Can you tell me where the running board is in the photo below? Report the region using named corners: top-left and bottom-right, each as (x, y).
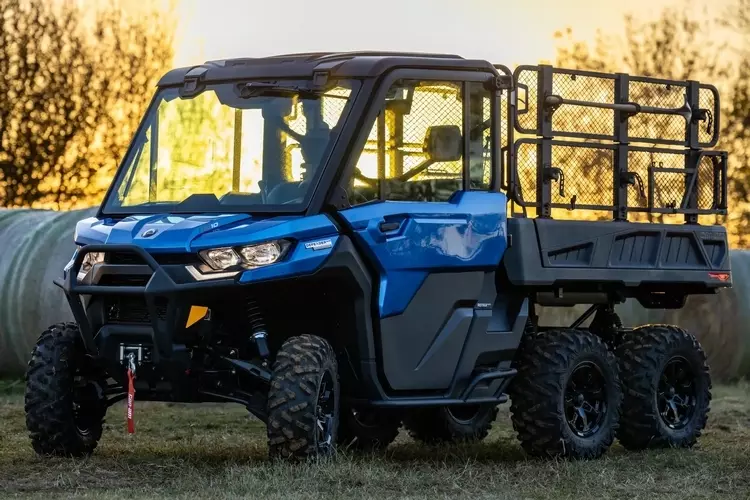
top-left (360, 368), bottom-right (517, 408)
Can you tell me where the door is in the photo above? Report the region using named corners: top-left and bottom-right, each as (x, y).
top-left (338, 75), bottom-right (508, 391)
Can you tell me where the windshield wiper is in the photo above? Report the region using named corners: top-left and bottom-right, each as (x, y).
top-left (238, 82), bottom-right (347, 100)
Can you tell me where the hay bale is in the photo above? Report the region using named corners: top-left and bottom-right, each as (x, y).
top-left (0, 208), bottom-right (97, 376)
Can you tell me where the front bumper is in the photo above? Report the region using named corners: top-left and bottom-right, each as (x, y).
top-left (56, 244), bottom-right (240, 363)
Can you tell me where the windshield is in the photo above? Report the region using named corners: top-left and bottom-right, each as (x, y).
top-left (103, 79), bottom-right (359, 214)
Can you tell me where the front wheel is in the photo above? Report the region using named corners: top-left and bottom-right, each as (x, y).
top-left (266, 334), bottom-right (340, 460)
top-left (615, 325), bottom-right (711, 450)
top-left (509, 329), bottom-right (622, 459)
top-left (25, 322), bottom-right (107, 457)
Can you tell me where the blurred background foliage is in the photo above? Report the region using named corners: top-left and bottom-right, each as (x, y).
top-left (0, 0), bottom-right (174, 210)
top-left (1, 0), bottom-right (750, 244)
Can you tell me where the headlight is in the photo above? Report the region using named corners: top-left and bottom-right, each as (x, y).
top-left (77, 251), bottom-right (105, 281)
top-left (239, 241), bottom-right (283, 267)
top-left (201, 247), bottom-right (241, 270)
top-left (199, 240), bottom-right (290, 271)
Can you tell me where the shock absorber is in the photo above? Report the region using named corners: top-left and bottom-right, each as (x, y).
top-left (247, 297), bottom-right (270, 359)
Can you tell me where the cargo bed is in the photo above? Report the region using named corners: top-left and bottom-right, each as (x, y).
top-left (504, 218), bottom-right (731, 306)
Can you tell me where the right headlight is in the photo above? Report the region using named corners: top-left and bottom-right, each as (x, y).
top-left (201, 247), bottom-right (242, 270)
top-left (199, 240), bottom-right (291, 271)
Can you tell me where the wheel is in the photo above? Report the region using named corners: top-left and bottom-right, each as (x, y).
top-left (338, 405), bottom-right (401, 451)
top-left (267, 334), bottom-right (340, 460)
top-left (403, 404), bottom-right (498, 444)
top-left (509, 329), bottom-right (622, 459)
top-left (615, 325), bottom-right (711, 450)
top-left (25, 322), bottom-right (107, 457)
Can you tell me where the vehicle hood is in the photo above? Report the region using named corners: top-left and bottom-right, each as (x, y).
top-left (74, 213), bottom-right (338, 252)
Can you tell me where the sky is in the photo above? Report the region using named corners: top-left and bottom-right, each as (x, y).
top-left (172, 0), bottom-right (729, 68)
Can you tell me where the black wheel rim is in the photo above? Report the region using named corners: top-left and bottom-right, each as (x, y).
top-left (658, 356), bottom-right (696, 429)
top-left (316, 371), bottom-right (335, 452)
top-left (564, 361), bottom-right (608, 438)
top-left (446, 405), bottom-right (482, 424)
top-left (72, 377), bottom-right (103, 438)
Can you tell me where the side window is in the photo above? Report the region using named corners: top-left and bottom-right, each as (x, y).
top-left (350, 80), bottom-right (465, 204)
top-left (468, 82), bottom-right (492, 190)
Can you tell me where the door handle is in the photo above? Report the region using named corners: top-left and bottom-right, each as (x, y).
top-left (378, 221), bottom-right (401, 232)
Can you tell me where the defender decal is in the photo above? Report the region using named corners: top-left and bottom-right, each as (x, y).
top-left (304, 239), bottom-right (333, 251)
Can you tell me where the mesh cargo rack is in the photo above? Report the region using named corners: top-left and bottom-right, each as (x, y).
top-left (505, 65), bottom-right (728, 222)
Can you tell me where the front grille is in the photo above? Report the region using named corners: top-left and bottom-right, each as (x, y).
top-left (98, 275), bottom-right (150, 287)
top-left (105, 296), bottom-right (167, 324)
top-left (106, 252), bottom-right (198, 266)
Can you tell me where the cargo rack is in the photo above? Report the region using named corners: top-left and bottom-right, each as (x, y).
top-left (504, 65), bottom-right (728, 222)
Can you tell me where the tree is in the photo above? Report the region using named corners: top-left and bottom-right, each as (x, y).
top-left (555, 7), bottom-right (728, 82)
top-left (717, 0), bottom-right (750, 245)
top-left (0, 0), bottom-right (174, 209)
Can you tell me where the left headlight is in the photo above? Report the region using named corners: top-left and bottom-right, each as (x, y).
top-left (199, 240), bottom-right (291, 271)
top-left (77, 251), bottom-right (105, 281)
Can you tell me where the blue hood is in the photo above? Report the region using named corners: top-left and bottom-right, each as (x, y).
top-left (74, 213), bottom-right (339, 252)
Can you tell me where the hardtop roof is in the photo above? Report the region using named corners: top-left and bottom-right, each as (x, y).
top-left (157, 51), bottom-right (500, 87)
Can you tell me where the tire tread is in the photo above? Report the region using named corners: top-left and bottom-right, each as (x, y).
top-left (509, 328), bottom-right (622, 459)
top-left (267, 334), bottom-right (338, 460)
top-left (615, 325), bottom-right (711, 450)
top-left (24, 322), bottom-right (104, 457)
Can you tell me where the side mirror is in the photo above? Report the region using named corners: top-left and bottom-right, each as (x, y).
top-left (424, 125), bottom-right (462, 162)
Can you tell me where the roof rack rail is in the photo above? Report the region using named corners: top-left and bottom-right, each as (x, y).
top-left (313, 51), bottom-right (464, 62)
top-left (265, 52), bottom-right (336, 59)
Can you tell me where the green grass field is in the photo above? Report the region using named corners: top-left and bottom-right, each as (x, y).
top-left (1, 380), bottom-right (750, 499)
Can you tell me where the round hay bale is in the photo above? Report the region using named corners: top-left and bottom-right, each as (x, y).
top-left (0, 208), bottom-right (97, 376)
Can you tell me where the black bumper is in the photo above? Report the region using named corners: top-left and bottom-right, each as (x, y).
top-left (56, 244), bottom-right (238, 362)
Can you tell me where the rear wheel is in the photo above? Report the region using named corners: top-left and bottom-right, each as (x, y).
top-left (267, 334), bottom-right (340, 460)
top-left (509, 329), bottom-right (622, 459)
top-left (338, 406), bottom-right (401, 451)
top-left (403, 404), bottom-right (498, 444)
top-left (25, 322), bottom-right (107, 457)
top-left (615, 325), bottom-right (711, 450)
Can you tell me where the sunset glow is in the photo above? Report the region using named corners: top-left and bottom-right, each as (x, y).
top-left (173, 0), bottom-right (728, 68)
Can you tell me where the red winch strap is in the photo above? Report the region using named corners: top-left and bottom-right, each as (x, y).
top-left (126, 368), bottom-right (136, 434)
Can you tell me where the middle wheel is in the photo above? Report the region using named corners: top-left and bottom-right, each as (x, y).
top-left (403, 404), bottom-right (499, 444)
top-left (509, 328), bottom-right (622, 459)
top-left (338, 405), bottom-right (402, 451)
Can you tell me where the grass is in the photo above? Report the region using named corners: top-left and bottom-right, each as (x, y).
top-left (1, 381), bottom-right (750, 499)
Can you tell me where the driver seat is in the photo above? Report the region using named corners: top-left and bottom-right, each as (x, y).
top-left (266, 181), bottom-right (303, 204)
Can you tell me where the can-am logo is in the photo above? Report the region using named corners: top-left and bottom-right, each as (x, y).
top-left (304, 239), bottom-right (333, 251)
top-left (141, 228), bottom-right (158, 237)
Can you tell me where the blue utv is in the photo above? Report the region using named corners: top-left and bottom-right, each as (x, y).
top-left (25, 52), bottom-right (731, 460)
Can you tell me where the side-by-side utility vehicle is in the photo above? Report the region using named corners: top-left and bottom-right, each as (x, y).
top-left (25, 52), bottom-right (731, 460)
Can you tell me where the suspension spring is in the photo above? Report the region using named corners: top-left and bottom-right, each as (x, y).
top-left (247, 297), bottom-right (270, 359)
top-left (247, 298), bottom-right (266, 334)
